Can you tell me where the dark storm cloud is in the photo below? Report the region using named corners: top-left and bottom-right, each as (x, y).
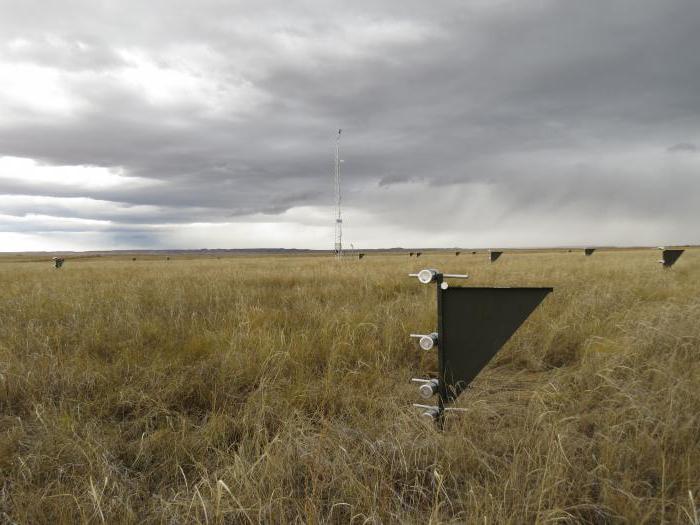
top-left (1, 0), bottom-right (700, 248)
top-left (668, 143), bottom-right (699, 152)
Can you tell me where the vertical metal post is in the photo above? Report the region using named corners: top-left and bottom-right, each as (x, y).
top-left (435, 273), bottom-right (446, 430)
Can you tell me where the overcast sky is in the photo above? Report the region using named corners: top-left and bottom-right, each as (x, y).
top-left (1, 0), bottom-right (699, 251)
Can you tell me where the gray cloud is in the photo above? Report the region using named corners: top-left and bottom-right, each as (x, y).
top-left (668, 143), bottom-right (699, 152)
top-left (1, 0), bottom-right (700, 250)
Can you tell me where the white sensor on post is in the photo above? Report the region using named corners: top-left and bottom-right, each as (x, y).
top-left (411, 378), bottom-right (439, 399)
top-left (413, 404), bottom-right (441, 420)
top-left (408, 269), bottom-right (469, 284)
top-left (410, 332), bottom-right (438, 351)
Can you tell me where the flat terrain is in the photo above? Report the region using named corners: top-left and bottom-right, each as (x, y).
top-left (0, 249), bottom-right (698, 523)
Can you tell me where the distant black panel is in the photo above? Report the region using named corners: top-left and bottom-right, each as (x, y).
top-left (489, 251), bottom-right (502, 263)
top-left (584, 248), bottom-right (595, 256)
top-left (660, 249), bottom-right (684, 268)
top-left (439, 287), bottom-right (552, 402)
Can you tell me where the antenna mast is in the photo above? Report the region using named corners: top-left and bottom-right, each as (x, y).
top-left (334, 129), bottom-right (343, 257)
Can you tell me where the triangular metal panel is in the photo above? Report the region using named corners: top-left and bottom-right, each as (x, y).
top-left (660, 249), bottom-right (684, 268)
top-left (439, 286), bottom-right (552, 402)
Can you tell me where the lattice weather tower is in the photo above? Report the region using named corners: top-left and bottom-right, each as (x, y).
top-left (333, 129), bottom-right (343, 257)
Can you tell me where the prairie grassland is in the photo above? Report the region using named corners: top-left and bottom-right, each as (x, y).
top-left (0, 249), bottom-right (698, 524)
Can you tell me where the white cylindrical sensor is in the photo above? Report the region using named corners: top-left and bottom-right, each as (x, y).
top-left (418, 379), bottom-right (439, 399)
top-left (417, 269), bottom-right (438, 284)
top-left (419, 333), bottom-right (438, 351)
top-left (421, 407), bottom-right (440, 420)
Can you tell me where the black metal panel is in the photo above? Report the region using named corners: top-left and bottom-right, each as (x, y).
top-left (489, 251), bottom-right (502, 263)
top-left (358, 253), bottom-right (365, 259)
top-left (438, 286), bottom-right (552, 403)
top-left (660, 249), bottom-right (684, 268)
top-left (455, 251), bottom-right (461, 256)
top-left (585, 248), bottom-right (595, 256)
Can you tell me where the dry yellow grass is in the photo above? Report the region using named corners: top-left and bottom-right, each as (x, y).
top-left (0, 249), bottom-right (698, 523)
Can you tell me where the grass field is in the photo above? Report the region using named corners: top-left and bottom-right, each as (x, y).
top-left (1, 249), bottom-right (698, 523)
